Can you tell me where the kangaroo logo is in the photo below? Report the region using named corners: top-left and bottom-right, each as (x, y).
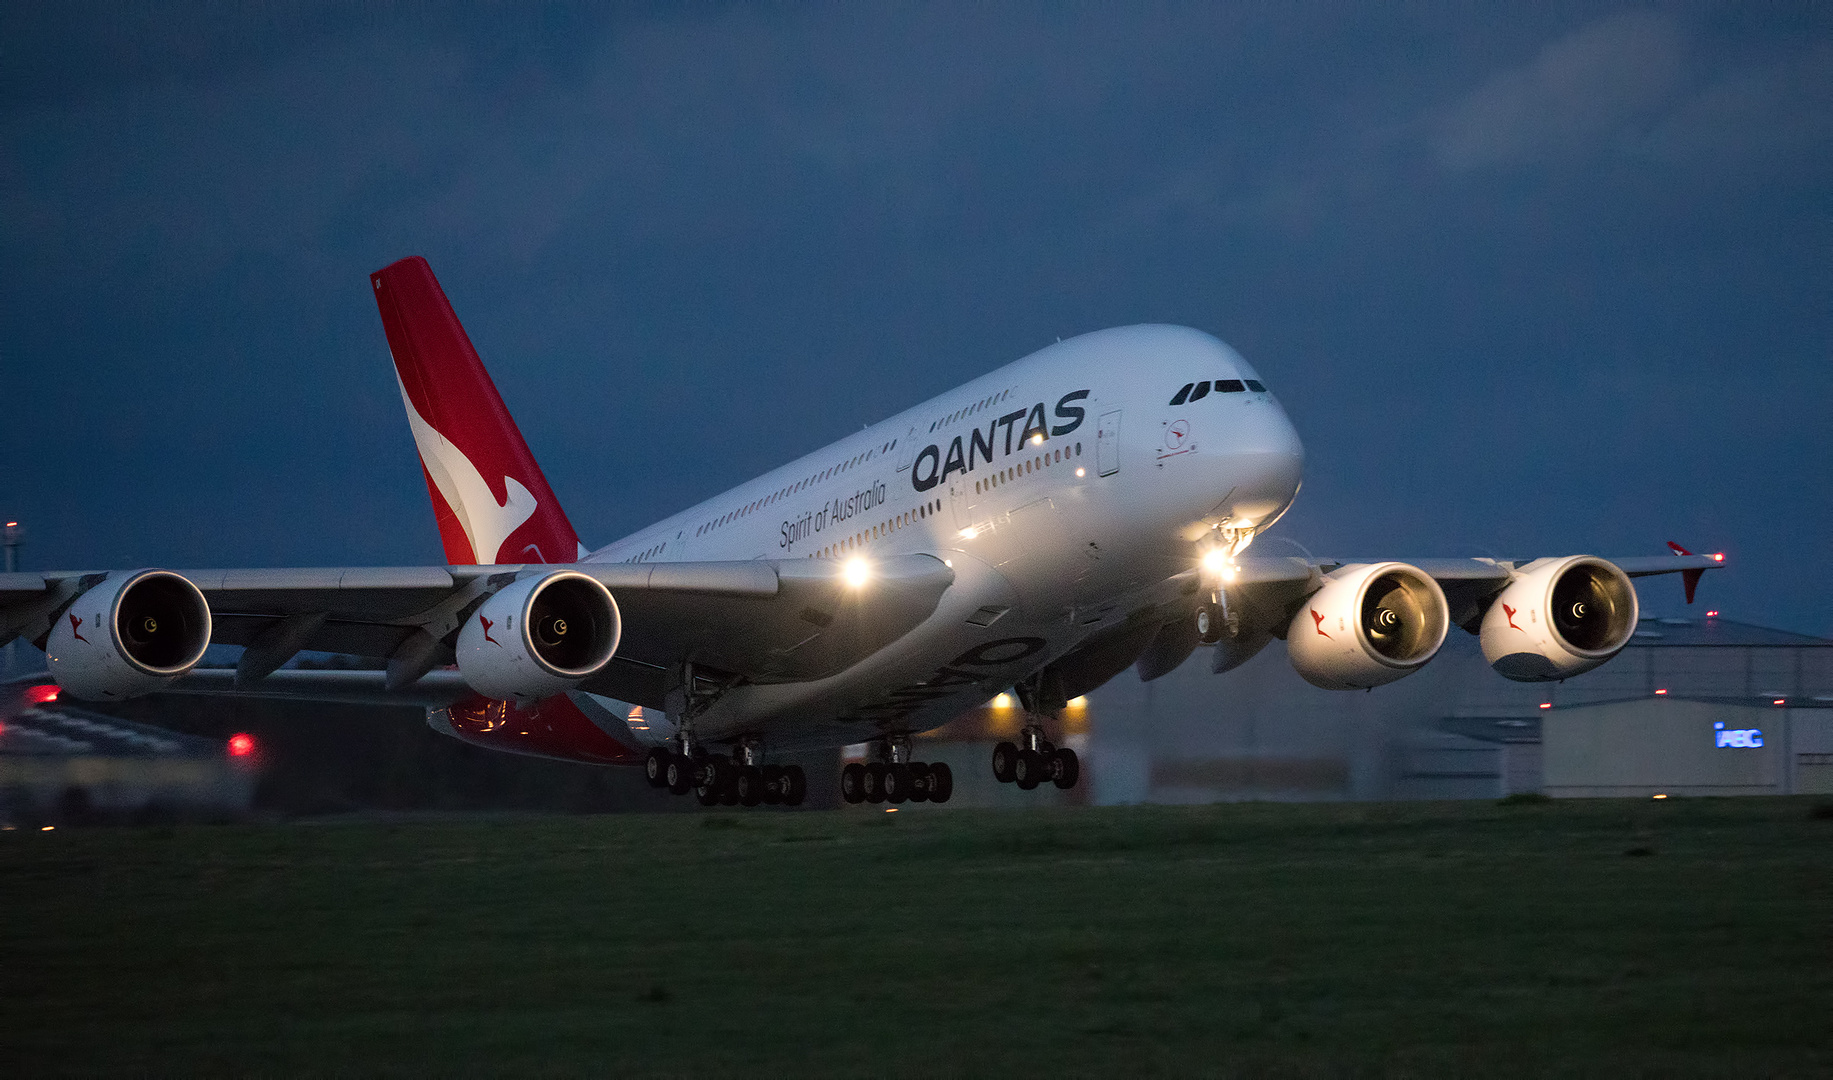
top-left (1311, 609), bottom-right (1331, 639)
top-left (479, 614), bottom-right (500, 647)
top-left (68, 613), bottom-right (89, 644)
top-left (1503, 603), bottom-right (1521, 631)
top-left (396, 374), bottom-right (538, 563)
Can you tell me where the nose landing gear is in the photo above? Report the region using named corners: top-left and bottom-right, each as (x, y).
top-left (840, 736), bottom-right (955, 805)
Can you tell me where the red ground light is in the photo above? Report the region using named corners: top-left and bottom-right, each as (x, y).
top-left (25, 684), bottom-right (59, 704)
top-left (227, 733), bottom-right (257, 758)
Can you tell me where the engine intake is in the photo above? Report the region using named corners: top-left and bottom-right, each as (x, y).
top-left (1287, 562), bottom-right (1449, 690)
top-left (46, 570), bottom-right (213, 699)
top-left (1482, 556), bottom-right (1637, 682)
top-left (456, 571), bottom-right (621, 702)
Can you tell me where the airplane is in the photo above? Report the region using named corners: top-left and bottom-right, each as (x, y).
top-left (0, 257), bottom-right (1723, 808)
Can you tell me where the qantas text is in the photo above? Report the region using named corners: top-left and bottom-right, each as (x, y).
top-left (908, 390), bottom-right (1089, 493)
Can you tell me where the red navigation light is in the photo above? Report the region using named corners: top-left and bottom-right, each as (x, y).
top-left (227, 733), bottom-right (257, 758)
top-left (1712, 553), bottom-right (1724, 562)
top-left (25, 684), bottom-right (59, 704)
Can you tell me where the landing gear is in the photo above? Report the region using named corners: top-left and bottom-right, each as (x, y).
top-left (991, 722), bottom-right (1079, 792)
top-left (840, 738), bottom-right (954, 805)
top-left (653, 735), bottom-right (805, 808)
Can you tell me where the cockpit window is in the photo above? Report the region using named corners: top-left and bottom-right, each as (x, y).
top-left (1217, 379), bottom-right (1245, 393)
top-left (1188, 380), bottom-right (1211, 402)
top-left (1246, 380), bottom-right (1266, 392)
top-left (1168, 383), bottom-right (1194, 406)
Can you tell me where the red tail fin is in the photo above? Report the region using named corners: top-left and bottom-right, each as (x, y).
top-left (371, 257), bottom-right (582, 565)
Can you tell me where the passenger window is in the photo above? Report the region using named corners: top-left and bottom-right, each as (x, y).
top-left (1246, 380), bottom-right (1266, 392)
top-left (1169, 383), bottom-right (1194, 406)
top-left (1217, 379), bottom-right (1245, 393)
top-left (1188, 381), bottom-right (1211, 402)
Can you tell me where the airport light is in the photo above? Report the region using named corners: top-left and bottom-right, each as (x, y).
top-left (1539, 702), bottom-right (1552, 710)
top-left (1655, 688), bottom-right (1668, 696)
top-left (25, 684), bottom-right (58, 704)
top-left (227, 732), bottom-right (257, 758)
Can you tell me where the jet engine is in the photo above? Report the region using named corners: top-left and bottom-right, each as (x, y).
top-left (1287, 562), bottom-right (1448, 690)
top-left (46, 570), bottom-right (213, 699)
top-left (456, 571), bottom-right (621, 702)
top-left (1481, 556), bottom-right (1637, 682)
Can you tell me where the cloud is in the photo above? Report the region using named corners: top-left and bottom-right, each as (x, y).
top-left (1432, 11), bottom-right (1686, 170)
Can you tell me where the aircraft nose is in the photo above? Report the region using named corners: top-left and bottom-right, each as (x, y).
top-left (1219, 401), bottom-right (1305, 529)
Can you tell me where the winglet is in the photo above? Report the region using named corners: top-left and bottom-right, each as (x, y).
top-left (1666, 541), bottom-right (1722, 604)
top-left (371, 257), bottom-right (582, 565)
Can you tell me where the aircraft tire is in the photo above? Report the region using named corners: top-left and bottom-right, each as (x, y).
top-left (992, 741), bottom-right (1019, 783)
top-left (737, 765), bottom-right (764, 807)
top-left (841, 762), bottom-right (866, 804)
top-left (929, 762), bottom-right (954, 803)
top-left (761, 764), bottom-right (785, 805)
top-left (783, 765), bottom-right (808, 807)
top-left (644, 747), bottom-right (670, 788)
top-left (1014, 749), bottom-right (1042, 790)
top-left (885, 764), bottom-right (911, 804)
top-left (665, 754), bottom-right (694, 796)
top-left (864, 762), bottom-right (888, 804)
top-left (907, 763), bottom-right (932, 802)
top-left (1052, 748), bottom-right (1080, 790)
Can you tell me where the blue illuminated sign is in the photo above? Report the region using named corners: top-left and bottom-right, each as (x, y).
top-left (1714, 722), bottom-right (1763, 748)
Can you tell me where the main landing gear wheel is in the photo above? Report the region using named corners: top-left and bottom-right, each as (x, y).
top-left (761, 764), bottom-right (785, 805)
top-left (665, 753), bottom-right (695, 796)
top-left (928, 762), bottom-right (954, 803)
top-left (781, 764), bottom-right (808, 807)
top-left (1013, 748), bottom-right (1043, 790)
top-left (736, 765), bottom-right (764, 807)
top-left (992, 741), bottom-right (1019, 784)
top-left (644, 747), bottom-right (670, 788)
top-left (994, 720), bottom-right (1079, 794)
top-left (841, 758), bottom-right (951, 804)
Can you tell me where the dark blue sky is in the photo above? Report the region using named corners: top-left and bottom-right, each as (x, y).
top-left (4, 4), bottom-right (1829, 635)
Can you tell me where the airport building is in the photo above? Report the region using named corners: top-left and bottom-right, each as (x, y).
top-left (1084, 615), bottom-right (1833, 804)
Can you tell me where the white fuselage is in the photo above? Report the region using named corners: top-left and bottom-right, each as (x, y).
top-left (581, 325), bottom-right (1304, 751)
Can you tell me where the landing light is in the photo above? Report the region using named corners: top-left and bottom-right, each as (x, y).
top-left (843, 558), bottom-right (872, 589)
top-left (1030, 433), bottom-right (1044, 445)
top-left (959, 527), bottom-right (978, 540)
top-left (1068, 696), bottom-right (1087, 708)
top-left (992, 693), bottom-right (1012, 708)
top-left (1075, 468), bottom-right (1086, 477)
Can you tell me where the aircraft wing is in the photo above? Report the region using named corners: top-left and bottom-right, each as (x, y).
top-left (0, 555), bottom-right (955, 709)
top-left (1216, 550), bottom-right (1724, 634)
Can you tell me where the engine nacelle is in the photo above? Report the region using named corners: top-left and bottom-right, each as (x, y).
top-left (46, 570), bottom-right (212, 700)
top-left (1287, 562), bottom-right (1449, 690)
top-left (456, 571), bottom-right (621, 702)
top-left (1481, 556), bottom-right (1637, 682)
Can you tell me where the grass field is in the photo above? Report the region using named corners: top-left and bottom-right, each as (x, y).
top-left (2, 797), bottom-right (1830, 1077)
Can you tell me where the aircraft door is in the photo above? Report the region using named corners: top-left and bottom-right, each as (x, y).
top-left (1096, 409), bottom-right (1122, 476)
